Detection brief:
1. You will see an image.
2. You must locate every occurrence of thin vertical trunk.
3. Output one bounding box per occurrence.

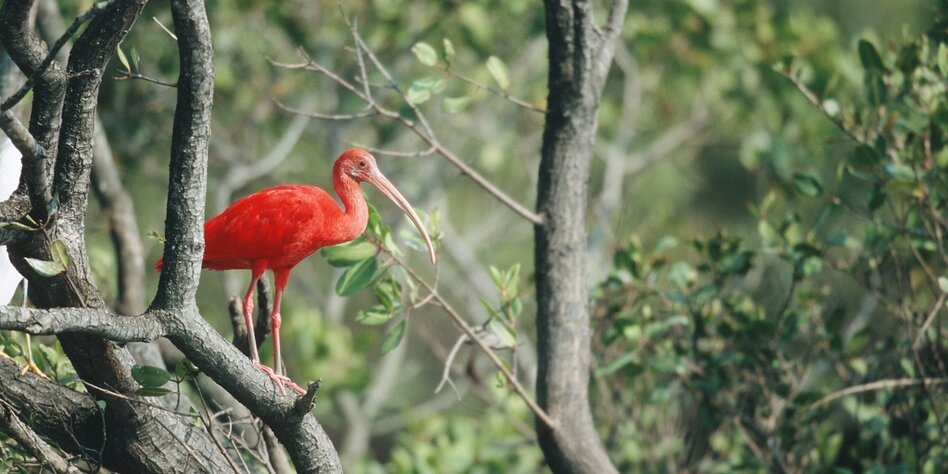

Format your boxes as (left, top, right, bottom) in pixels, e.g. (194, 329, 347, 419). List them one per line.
(535, 1, 628, 472)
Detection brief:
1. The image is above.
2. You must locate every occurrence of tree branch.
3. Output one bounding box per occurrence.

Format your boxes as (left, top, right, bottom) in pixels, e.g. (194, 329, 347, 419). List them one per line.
(0, 0, 119, 113)
(0, 305, 164, 340)
(0, 0, 67, 215)
(154, 1, 343, 471)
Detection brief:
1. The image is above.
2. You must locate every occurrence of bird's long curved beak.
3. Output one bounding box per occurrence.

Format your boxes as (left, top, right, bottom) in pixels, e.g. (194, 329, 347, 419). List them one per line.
(366, 171, 437, 264)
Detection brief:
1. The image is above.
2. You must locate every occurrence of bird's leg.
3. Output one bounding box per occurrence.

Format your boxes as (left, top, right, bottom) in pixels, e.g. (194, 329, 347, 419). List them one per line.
(242, 272, 263, 365)
(270, 269, 304, 395)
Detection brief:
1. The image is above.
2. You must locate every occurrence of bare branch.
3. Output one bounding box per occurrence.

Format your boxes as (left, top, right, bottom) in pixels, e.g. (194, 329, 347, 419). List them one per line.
(0, 0, 119, 112)
(810, 378, 948, 409)
(0, 305, 164, 340)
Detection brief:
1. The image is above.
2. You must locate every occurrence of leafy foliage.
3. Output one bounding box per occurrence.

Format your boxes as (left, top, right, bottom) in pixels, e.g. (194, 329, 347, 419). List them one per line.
(592, 7, 948, 472)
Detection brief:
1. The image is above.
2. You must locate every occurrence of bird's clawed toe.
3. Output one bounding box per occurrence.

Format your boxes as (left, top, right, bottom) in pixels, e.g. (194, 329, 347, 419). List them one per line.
(256, 362, 305, 396)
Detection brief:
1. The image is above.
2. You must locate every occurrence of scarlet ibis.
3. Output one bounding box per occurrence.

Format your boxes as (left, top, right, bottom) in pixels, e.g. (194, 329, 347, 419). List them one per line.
(158, 148, 435, 395)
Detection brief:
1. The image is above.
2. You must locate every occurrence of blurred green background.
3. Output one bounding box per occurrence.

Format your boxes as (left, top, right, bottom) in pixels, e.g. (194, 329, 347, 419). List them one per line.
(15, 0, 947, 472)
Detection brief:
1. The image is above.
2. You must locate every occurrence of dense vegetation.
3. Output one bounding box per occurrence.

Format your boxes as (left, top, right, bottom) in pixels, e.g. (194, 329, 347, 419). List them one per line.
(0, 0, 945, 472)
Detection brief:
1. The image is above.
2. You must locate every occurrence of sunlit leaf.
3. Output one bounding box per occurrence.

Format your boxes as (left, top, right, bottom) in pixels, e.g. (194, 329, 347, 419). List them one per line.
(792, 173, 823, 197)
(174, 358, 199, 380)
(335, 257, 378, 296)
(411, 42, 438, 66)
(488, 319, 517, 348)
(442, 38, 455, 64)
(441, 96, 474, 114)
(356, 306, 394, 326)
(50, 240, 71, 271)
(24, 257, 65, 277)
(116, 43, 131, 72)
(486, 56, 510, 91)
(322, 241, 377, 267)
(380, 320, 406, 355)
(406, 86, 431, 105)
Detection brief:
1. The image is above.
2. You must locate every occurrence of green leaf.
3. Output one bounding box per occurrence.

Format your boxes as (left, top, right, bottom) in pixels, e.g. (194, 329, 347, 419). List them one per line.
(136, 387, 172, 397)
(485, 56, 510, 92)
(488, 319, 517, 348)
(335, 257, 378, 296)
(380, 320, 406, 355)
(442, 38, 455, 65)
(857, 39, 886, 74)
(373, 279, 401, 310)
(322, 241, 377, 267)
(24, 257, 65, 277)
(406, 77, 446, 104)
(851, 145, 882, 167)
(411, 42, 438, 66)
(406, 85, 431, 105)
(146, 230, 166, 243)
(938, 277, 948, 293)
(595, 352, 637, 376)
(441, 96, 474, 114)
(0, 220, 37, 231)
(174, 358, 199, 380)
(356, 305, 395, 326)
(668, 262, 696, 289)
(131, 364, 172, 388)
(792, 172, 823, 197)
(96, 400, 107, 410)
(50, 240, 71, 271)
(116, 43, 131, 72)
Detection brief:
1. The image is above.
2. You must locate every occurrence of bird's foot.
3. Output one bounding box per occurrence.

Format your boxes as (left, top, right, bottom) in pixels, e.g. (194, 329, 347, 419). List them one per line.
(257, 363, 305, 396)
(20, 360, 50, 380)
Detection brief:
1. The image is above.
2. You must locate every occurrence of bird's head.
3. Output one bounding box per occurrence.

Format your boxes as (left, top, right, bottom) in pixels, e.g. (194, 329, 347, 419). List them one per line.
(335, 148, 437, 264)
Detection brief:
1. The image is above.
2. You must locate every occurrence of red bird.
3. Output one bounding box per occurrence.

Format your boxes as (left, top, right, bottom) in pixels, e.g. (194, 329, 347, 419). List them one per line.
(158, 148, 435, 395)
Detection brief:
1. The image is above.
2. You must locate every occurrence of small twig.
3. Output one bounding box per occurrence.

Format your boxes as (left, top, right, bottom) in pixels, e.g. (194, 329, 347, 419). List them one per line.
(347, 143, 436, 158)
(436, 66, 545, 114)
(152, 16, 177, 40)
(293, 379, 322, 415)
(272, 100, 375, 121)
(1, 0, 119, 112)
(192, 378, 244, 474)
(390, 252, 556, 430)
(780, 67, 868, 147)
(914, 292, 946, 349)
(810, 377, 948, 409)
(113, 71, 177, 88)
(434, 333, 466, 397)
(271, 45, 545, 225)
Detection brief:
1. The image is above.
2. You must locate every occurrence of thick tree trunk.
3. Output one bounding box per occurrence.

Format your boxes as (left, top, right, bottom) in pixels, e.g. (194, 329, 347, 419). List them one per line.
(535, 1, 628, 473)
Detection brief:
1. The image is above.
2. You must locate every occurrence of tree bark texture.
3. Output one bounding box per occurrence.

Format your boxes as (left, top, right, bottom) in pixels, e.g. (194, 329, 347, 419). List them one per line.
(0, 0, 338, 472)
(535, 1, 628, 473)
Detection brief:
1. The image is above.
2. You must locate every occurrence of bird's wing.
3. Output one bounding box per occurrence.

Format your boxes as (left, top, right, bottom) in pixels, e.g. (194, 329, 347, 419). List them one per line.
(202, 185, 345, 269)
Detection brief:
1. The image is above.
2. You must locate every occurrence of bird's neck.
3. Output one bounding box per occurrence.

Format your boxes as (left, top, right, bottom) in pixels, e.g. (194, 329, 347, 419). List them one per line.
(333, 173, 369, 241)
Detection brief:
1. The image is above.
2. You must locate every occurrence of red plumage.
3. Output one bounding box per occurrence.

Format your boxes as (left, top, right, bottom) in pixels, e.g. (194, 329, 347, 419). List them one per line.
(155, 148, 435, 395)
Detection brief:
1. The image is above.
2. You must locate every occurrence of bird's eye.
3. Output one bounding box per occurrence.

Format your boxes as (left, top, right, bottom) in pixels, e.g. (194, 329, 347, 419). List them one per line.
(358, 160, 367, 168)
